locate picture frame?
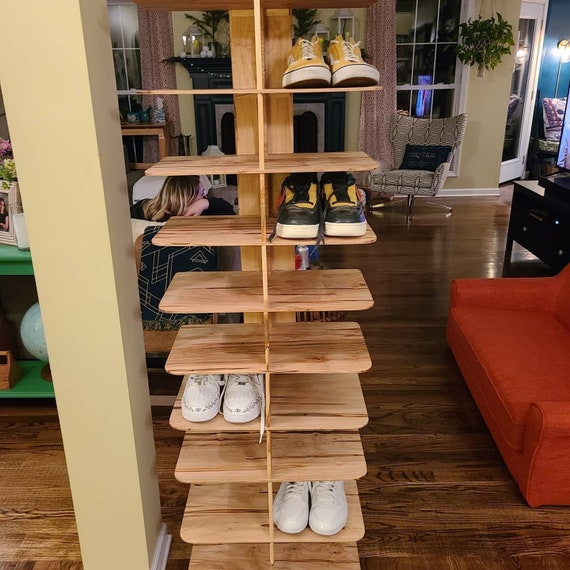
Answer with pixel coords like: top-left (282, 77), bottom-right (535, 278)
top-left (0, 182), bottom-right (21, 247)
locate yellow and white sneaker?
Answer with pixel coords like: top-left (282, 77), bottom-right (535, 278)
top-left (282, 36), bottom-right (331, 88)
top-left (327, 35), bottom-right (379, 87)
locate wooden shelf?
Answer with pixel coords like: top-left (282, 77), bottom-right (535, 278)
top-left (136, 85), bottom-right (382, 96)
top-left (170, 373), bottom-right (368, 432)
top-left (0, 361), bottom-right (54, 399)
top-left (144, 152), bottom-right (378, 176)
top-left (0, 244), bottom-right (33, 275)
top-left (175, 432), bottom-right (366, 484)
top-left (189, 543), bottom-right (361, 569)
top-left (160, 269), bottom-right (373, 314)
top-left (180, 480), bottom-right (364, 544)
top-left (165, 322), bottom-right (371, 376)
top-left (152, 216), bottom-right (377, 247)
top-left (136, 0), bottom-right (375, 11)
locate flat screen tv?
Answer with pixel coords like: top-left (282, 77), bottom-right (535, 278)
top-left (539, 81), bottom-right (570, 200)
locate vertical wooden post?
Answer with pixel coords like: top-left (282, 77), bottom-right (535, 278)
top-left (1, 1), bottom-right (163, 568)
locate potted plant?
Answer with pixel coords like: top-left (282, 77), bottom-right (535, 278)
top-left (456, 12), bottom-right (515, 77)
top-left (292, 9), bottom-right (321, 41)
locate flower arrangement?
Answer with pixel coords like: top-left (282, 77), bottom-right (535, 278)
top-left (0, 139), bottom-right (17, 190)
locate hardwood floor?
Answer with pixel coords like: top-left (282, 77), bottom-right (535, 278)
top-left (2, 190), bottom-right (570, 569)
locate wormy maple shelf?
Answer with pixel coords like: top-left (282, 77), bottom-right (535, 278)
top-left (152, 216), bottom-right (377, 247)
top-left (145, 152), bottom-right (378, 177)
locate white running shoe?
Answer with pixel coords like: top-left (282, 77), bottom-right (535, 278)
top-left (222, 373), bottom-right (264, 423)
top-left (181, 374), bottom-right (224, 422)
top-left (273, 481), bottom-right (310, 534)
top-left (309, 480), bottom-right (348, 536)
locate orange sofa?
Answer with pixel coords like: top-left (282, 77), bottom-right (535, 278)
top-left (447, 265), bottom-right (570, 506)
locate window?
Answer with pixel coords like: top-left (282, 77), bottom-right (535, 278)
top-left (396, 0), bottom-right (469, 119)
top-left (108, 2), bottom-right (142, 121)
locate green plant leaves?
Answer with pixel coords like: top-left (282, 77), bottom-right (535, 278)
top-left (456, 12), bottom-right (515, 74)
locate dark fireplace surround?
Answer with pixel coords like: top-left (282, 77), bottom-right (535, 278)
top-left (178, 58), bottom-right (346, 156)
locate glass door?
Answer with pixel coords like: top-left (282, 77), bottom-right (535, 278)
top-left (500, 1), bottom-right (548, 183)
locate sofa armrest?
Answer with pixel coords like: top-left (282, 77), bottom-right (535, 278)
top-left (522, 401), bottom-right (570, 506)
top-left (527, 402), bottom-right (570, 440)
top-left (450, 276), bottom-right (558, 312)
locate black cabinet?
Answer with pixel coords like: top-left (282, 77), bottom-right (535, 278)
top-left (506, 180), bottom-right (570, 271)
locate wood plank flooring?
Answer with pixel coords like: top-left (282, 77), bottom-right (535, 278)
top-left (2, 189), bottom-right (570, 569)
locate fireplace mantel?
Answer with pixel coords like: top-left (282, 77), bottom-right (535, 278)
top-left (173, 57), bottom-right (345, 154)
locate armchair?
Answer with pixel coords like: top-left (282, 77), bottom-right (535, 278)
top-left (366, 113), bottom-right (468, 220)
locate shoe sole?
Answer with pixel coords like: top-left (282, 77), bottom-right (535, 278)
top-left (331, 64), bottom-right (379, 87)
top-left (282, 65), bottom-right (331, 88)
top-left (276, 222), bottom-right (320, 239)
top-left (324, 220), bottom-right (367, 237)
top-left (181, 405), bottom-right (220, 423)
top-left (223, 408), bottom-right (261, 423)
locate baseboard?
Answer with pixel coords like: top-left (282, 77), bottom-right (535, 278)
top-left (437, 187), bottom-right (501, 197)
top-left (151, 523), bottom-right (172, 570)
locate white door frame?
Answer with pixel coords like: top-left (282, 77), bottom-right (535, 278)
top-left (500, 0), bottom-right (549, 184)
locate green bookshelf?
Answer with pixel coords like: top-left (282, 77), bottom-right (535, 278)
top-left (0, 360), bottom-right (54, 398)
top-left (0, 244), bottom-right (33, 275)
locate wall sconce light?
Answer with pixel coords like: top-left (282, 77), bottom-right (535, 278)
top-left (182, 25), bottom-right (204, 58)
top-left (555, 39), bottom-right (570, 98)
top-left (331, 9), bottom-right (356, 40)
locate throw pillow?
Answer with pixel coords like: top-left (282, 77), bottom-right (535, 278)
top-left (543, 97), bottom-right (567, 142)
top-left (400, 144), bottom-right (452, 172)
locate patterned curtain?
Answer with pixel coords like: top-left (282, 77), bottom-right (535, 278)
top-left (138, 8), bottom-right (181, 161)
top-left (358, 0), bottom-right (397, 173)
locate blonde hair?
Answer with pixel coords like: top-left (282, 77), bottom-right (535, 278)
top-left (142, 175), bottom-right (201, 221)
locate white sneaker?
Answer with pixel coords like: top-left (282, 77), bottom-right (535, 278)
top-left (222, 373), bottom-right (264, 424)
top-left (309, 480), bottom-right (348, 536)
top-left (181, 374), bottom-right (224, 422)
top-left (273, 481), bottom-right (310, 534)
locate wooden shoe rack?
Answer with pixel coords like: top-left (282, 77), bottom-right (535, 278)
top-left (136, 0), bottom-right (380, 566)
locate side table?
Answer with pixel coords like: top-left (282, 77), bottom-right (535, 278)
top-left (121, 122), bottom-right (168, 170)
top-left (506, 180), bottom-right (570, 272)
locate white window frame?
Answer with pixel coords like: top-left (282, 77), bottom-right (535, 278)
top-left (396, 0), bottom-right (474, 175)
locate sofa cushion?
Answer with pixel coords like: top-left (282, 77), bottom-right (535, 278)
top-left (450, 306), bottom-right (570, 451)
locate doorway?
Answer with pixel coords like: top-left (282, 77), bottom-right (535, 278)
top-left (500, 0), bottom-right (549, 183)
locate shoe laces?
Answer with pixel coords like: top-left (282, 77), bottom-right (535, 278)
top-left (283, 481), bottom-right (307, 500)
top-left (298, 38), bottom-right (318, 60)
top-left (311, 480), bottom-right (338, 503)
top-left (186, 374), bottom-right (225, 392)
top-left (331, 38), bottom-right (361, 63)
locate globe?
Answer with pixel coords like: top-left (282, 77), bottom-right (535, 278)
top-left (20, 302), bottom-right (49, 362)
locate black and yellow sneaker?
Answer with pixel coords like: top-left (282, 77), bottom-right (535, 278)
top-left (321, 172), bottom-right (366, 237)
top-left (273, 173), bottom-right (321, 239)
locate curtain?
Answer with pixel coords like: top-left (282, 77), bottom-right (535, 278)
top-left (138, 8), bottom-right (181, 161)
top-left (358, 0), bottom-right (397, 173)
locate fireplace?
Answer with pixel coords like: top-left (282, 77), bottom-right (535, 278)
top-left (178, 58), bottom-right (346, 156)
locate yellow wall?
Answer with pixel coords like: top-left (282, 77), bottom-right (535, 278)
top-left (446, 0), bottom-right (522, 190)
